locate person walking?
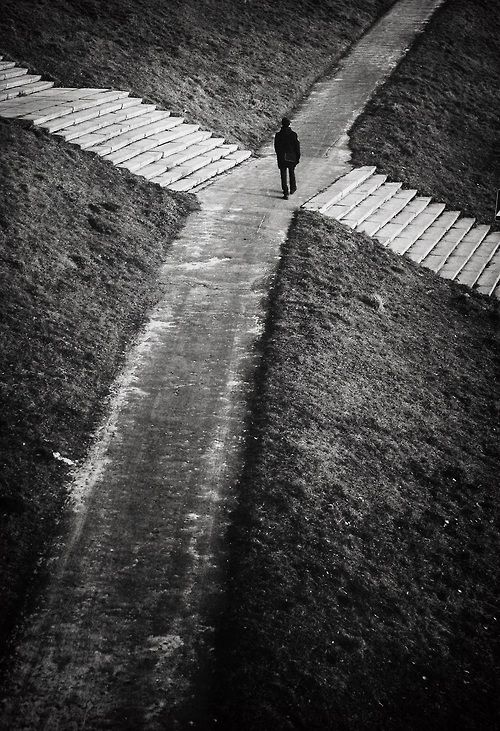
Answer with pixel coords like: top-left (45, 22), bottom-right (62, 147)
top-left (274, 117), bottom-right (300, 199)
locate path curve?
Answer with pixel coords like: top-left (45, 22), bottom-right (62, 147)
top-left (0, 1), bottom-right (444, 728)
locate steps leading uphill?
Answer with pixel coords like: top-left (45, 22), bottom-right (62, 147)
top-left (304, 166), bottom-right (500, 298)
top-left (0, 60), bottom-right (251, 192)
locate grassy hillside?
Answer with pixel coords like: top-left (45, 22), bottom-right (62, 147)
top-left (216, 210), bottom-right (500, 730)
top-left (350, 0), bottom-right (500, 224)
top-left (1, 0), bottom-right (394, 149)
top-left (0, 120), bottom-right (197, 650)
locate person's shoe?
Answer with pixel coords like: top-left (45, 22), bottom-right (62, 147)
top-left (283, 193), bottom-right (289, 199)
top-left (290, 187), bottom-right (297, 195)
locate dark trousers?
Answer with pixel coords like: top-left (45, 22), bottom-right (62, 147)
top-left (279, 164), bottom-right (297, 195)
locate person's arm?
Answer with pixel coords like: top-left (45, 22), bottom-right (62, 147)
top-left (295, 134), bottom-right (301, 163)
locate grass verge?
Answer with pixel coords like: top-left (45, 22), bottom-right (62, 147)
top-left (216, 210), bottom-right (500, 730)
top-left (349, 0), bottom-right (500, 224)
top-left (0, 120), bottom-right (197, 649)
top-left (1, 0), bottom-right (394, 149)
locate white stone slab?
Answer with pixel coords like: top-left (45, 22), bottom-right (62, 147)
top-left (439, 225), bottom-right (490, 280)
top-left (456, 232), bottom-right (500, 287)
top-left (375, 197), bottom-right (432, 245)
top-left (356, 189), bottom-right (417, 236)
top-left (303, 166), bottom-right (376, 212)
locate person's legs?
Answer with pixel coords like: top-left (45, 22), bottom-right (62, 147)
top-left (289, 165), bottom-right (297, 194)
top-left (279, 166), bottom-right (289, 198)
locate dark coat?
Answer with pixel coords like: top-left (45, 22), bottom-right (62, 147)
top-left (274, 126), bottom-right (300, 168)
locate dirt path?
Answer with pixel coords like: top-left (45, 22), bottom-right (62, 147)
top-left (1, 1), bottom-right (444, 728)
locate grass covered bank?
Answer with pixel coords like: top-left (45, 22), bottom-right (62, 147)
top-left (1, 0), bottom-right (394, 149)
top-left (0, 121), bottom-right (196, 649)
top-left (349, 0), bottom-right (500, 224)
top-left (216, 210), bottom-right (500, 730)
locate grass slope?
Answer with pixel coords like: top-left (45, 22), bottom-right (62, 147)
top-left (217, 210), bottom-right (500, 730)
top-left (0, 120), bottom-right (196, 648)
top-left (1, 0), bottom-right (394, 149)
top-left (349, 0), bottom-right (500, 224)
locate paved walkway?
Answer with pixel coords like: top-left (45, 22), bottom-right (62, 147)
top-left (1, 1), bottom-right (444, 728)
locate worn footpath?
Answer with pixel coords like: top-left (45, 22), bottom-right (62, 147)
top-left (0, 1), bottom-right (445, 728)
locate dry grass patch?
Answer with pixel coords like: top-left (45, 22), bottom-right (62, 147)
top-left (216, 210), bottom-right (500, 730)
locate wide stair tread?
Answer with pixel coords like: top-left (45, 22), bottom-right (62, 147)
top-left (438, 225), bottom-right (490, 280)
top-left (405, 210), bottom-right (461, 263)
top-left (374, 197), bottom-right (432, 245)
top-left (0, 62), bottom-right (17, 71)
top-left (100, 119), bottom-right (197, 164)
top-left (388, 203), bottom-right (446, 255)
top-left (56, 101), bottom-right (150, 142)
top-left (42, 96), bottom-right (141, 133)
top-left (65, 105), bottom-right (161, 148)
top-left (20, 90), bottom-right (130, 125)
top-left (0, 66), bottom-right (28, 81)
top-left (341, 182), bottom-right (403, 228)
top-left (87, 112), bottom-right (176, 156)
top-left (456, 231), bottom-right (500, 287)
top-left (356, 189), bottom-right (417, 236)
top-left (420, 218), bottom-right (476, 272)
top-left (120, 137), bottom-right (226, 175)
top-left (128, 131), bottom-right (224, 180)
top-left (0, 77), bottom-right (49, 101)
top-left (0, 73), bottom-right (40, 91)
top-left (475, 245), bottom-right (500, 297)
top-left (325, 174), bottom-right (387, 219)
top-left (151, 145), bottom-right (238, 187)
top-left (303, 166), bottom-right (377, 212)
top-left (168, 150), bottom-right (251, 191)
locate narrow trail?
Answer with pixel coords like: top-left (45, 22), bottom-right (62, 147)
top-left (1, 1), bottom-right (444, 728)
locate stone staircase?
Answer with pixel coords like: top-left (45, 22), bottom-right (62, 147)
top-left (0, 60), bottom-right (251, 192)
top-left (304, 166), bottom-right (500, 298)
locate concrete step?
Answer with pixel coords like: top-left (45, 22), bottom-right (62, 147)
top-left (0, 66), bottom-right (28, 81)
top-left (20, 90), bottom-right (130, 125)
top-left (56, 101), bottom-right (148, 141)
top-left (66, 105), bottom-right (158, 148)
top-left (475, 249), bottom-right (500, 297)
top-left (356, 189), bottom-right (417, 236)
top-left (388, 203), bottom-right (446, 254)
top-left (405, 210), bottom-right (461, 263)
top-left (87, 111), bottom-right (173, 155)
top-left (341, 182), bottom-right (403, 228)
top-left (0, 73), bottom-right (42, 92)
top-left (303, 166), bottom-right (376, 212)
top-left (136, 131), bottom-right (215, 179)
top-left (438, 225), bottom-right (490, 280)
top-left (325, 174), bottom-right (387, 219)
top-left (42, 96), bottom-right (139, 133)
top-left (168, 149), bottom-right (251, 191)
top-left (131, 136), bottom-right (226, 178)
top-left (420, 218), bottom-right (476, 272)
top-left (99, 117), bottom-right (188, 164)
top-left (374, 197), bottom-right (432, 245)
top-left (456, 231), bottom-right (500, 287)
top-left (0, 62), bottom-right (16, 71)
top-left (151, 145), bottom-right (236, 187)
top-left (0, 76), bottom-right (47, 100)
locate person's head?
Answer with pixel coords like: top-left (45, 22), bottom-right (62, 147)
top-left (281, 117), bottom-right (291, 128)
